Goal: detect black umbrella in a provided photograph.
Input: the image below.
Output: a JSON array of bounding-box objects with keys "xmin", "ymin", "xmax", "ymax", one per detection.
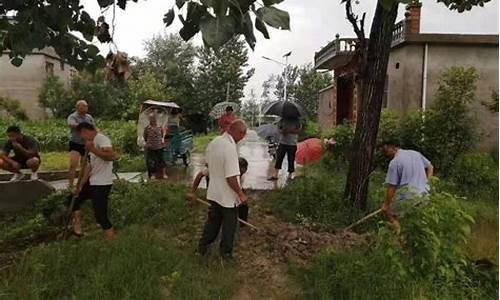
[{"xmin": 263, "ymin": 100, "xmax": 306, "ymax": 119}]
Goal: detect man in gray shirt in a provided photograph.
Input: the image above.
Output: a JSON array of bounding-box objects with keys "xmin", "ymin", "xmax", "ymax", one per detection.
[
  {"xmin": 268, "ymin": 118, "xmax": 302, "ymax": 181},
  {"xmin": 380, "ymin": 139, "xmax": 434, "ymax": 229},
  {"xmin": 67, "ymin": 100, "xmax": 95, "ymax": 187}
]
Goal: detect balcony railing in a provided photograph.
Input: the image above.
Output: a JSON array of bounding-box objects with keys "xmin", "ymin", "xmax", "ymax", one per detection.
[
  {"xmin": 315, "ymin": 21, "xmax": 409, "ymax": 69},
  {"xmin": 391, "ymin": 20, "xmax": 406, "ymax": 46},
  {"xmin": 315, "ymin": 35, "xmax": 358, "ymax": 69}
]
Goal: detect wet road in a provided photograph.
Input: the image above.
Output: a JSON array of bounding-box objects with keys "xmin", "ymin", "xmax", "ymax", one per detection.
[
  {"xmin": 167, "ymin": 130, "xmax": 292, "ymax": 190},
  {"xmin": 51, "ymin": 130, "xmax": 292, "ymax": 191}
]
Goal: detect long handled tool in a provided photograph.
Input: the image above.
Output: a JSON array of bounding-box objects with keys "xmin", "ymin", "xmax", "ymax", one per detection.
[
  {"xmin": 343, "ymin": 208, "xmax": 382, "ymax": 232},
  {"xmin": 195, "ymin": 198, "xmax": 259, "ymax": 231},
  {"xmin": 62, "ymin": 151, "xmax": 89, "ymax": 239}
]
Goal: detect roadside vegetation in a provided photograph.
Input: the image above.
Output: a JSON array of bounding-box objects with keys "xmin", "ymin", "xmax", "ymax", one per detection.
[
  {"xmin": 0, "ymin": 181, "xmax": 238, "ymax": 299},
  {"xmin": 265, "ymin": 66, "xmax": 498, "ymax": 298}
]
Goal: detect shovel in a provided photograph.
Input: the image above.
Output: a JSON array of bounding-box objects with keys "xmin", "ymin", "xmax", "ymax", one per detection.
[
  {"xmin": 62, "ymin": 151, "xmax": 89, "ymax": 239},
  {"xmin": 194, "ymin": 197, "xmax": 259, "ymax": 231},
  {"xmin": 343, "ymin": 209, "xmax": 382, "ymax": 232}
]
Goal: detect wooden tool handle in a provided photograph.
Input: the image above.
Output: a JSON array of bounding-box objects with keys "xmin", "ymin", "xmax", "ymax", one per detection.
[
  {"xmin": 195, "ymin": 198, "xmax": 259, "ymax": 231},
  {"xmin": 343, "ymin": 209, "xmax": 382, "ymax": 231}
]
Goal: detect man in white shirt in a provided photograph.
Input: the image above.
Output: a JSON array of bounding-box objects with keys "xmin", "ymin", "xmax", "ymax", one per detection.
[
  {"xmin": 72, "ymin": 122, "xmax": 117, "ymax": 239},
  {"xmin": 198, "ymin": 120, "xmax": 247, "ymax": 260}
]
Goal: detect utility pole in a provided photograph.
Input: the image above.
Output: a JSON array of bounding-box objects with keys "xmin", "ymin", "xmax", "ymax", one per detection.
[
  {"xmin": 262, "ymin": 51, "xmax": 292, "ymax": 102},
  {"xmin": 226, "ymin": 82, "xmax": 231, "ymax": 102}
]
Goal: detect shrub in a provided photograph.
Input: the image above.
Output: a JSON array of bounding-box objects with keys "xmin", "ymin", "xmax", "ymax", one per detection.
[
  {"xmin": 421, "ymin": 66, "xmax": 479, "ymax": 175},
  {"xmin": 267, "ymin": 172, "xmax": 367, "ymax": 229},
  {"xmin": 296, "ymin": 184, "xmax": 497, "ymax": 299},
  {"xmin": 109, "ymin": 181, "xmax": 191, "ymax": 229},
  {"xmin": 38, "ymin": 75, "xmax": 72, "ymax": 118},
  {"xmin": 375, "ymin": 109, "xmax": 401, "ymax": 169},
  {"xmin": 300, "ymin": 120, "xmax": 321, "ymax": 140},
  {"xmin": 450, "ymin": 153, "xmax": 499, "ymax": 201},
  {"xmin": 321, "ymin": 124, "xmax": 354, "ymax": 165},
  {"xmin": 0, "ymin": 96, "xmax": 28, "ymax": 120},
  {"xmin": 0, "ymin": 119, "xmax": 138, "ymax": 154}
]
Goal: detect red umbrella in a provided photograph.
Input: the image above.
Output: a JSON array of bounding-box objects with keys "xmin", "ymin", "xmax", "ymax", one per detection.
[{"xmin": 295, "ymin": 138, "xmax": 324, "ymax": 165}]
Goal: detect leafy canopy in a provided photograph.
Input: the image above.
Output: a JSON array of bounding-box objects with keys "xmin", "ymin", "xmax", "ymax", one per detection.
[{"xmin": 0, "ymin": 0, "xmax": 290, "ymax": 70}]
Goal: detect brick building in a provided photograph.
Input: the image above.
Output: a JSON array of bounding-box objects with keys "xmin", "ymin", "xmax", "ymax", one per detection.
[{"xmin": 315, "ymin": 2, "xmax": 499, "ymax": 148}]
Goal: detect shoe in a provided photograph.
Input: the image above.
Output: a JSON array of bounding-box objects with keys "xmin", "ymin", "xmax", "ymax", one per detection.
[
  {"xmin": 9, "ymin": 173, "xmax": 24, "ymax": 182},
  {"xmin": 30, "ymin": 172, "xmax": 38, "ymax": 180},
  {"xmin": 220, "ymin": 253, "xmax": 236, "ymax": 267}
]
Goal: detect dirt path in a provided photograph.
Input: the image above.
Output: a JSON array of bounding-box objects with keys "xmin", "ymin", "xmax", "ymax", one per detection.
[{"xmin": 230, "ymin": 196, "xmax": 366, "ymax": 300}]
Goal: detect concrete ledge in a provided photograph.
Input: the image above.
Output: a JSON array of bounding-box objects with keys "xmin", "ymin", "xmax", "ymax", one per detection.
[
  {"xmin": 0, "ymin": 170, "xmax": 69, "ymax": 182},
  {"xmin": 0, "ymin": 180, "xmax": 55, "ymax": 212}
]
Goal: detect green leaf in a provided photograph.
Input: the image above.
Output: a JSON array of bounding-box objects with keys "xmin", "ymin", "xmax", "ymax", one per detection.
[
  {"xmin": 263, "ymin": 0, "xmax": 284, "ymax": 6},
  {"xmin": 97, "ymin": 0, "xmax": 114, "ymax": 8},
  {"xmin": 200, "ymin": 15, "xmax": 236, "ymax": 49},
  {"xmin": 163, "ymin": 8, "xmax": 175, "ymax": 27},
  {"xmin": 176, "ymin": 0, "xmax": 186, "ymax": 9},
  {"xmin": 255, "ymin": 6, "xmax": 290, "ymax": 30},
  {"xmin": 179, "ymin": 2, "xmax": 207, "ymax": 41},
  {"xmin": 379, "ymin": 0, "xmax": 397, "ymax": 10},
  {"xmin": 255, "ymin": 17, "xmax": 270, "ymax": 39},
  {"xmin": 86, "ymin": 45, "xmax": 100, "ymax": 57},
  {"xmin": 241, "ymin": 12, "xmax": 256, "ymax": 50},
  {"xmin": 10, "ymin": 57, "xmax": 23, "ymax": 67}
]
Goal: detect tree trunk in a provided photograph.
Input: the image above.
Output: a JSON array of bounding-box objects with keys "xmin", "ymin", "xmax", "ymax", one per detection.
[{"xmin": 344, "ymin": 2, "xmax": 399, "ymax": 210}]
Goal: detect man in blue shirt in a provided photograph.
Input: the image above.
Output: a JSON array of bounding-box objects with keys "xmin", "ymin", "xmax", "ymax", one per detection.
[{"xmin": 380, "ymin": 139, "xmax": 434, "ymax": 228}]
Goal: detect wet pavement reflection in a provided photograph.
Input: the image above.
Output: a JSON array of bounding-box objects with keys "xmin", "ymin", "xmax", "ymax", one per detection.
[{"xmin": 51, "ymin": 130, "xmax": 293, "ymax": 191}]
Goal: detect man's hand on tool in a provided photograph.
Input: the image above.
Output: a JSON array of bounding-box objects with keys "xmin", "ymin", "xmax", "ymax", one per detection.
[
  {"xmin": 186, "ymin": 192, "xmax": 197, "ymax": 202},
  {"xmin": 238, "ymin": 191, "xmax": 247, "ymax": 204},
  {"xmin": 73, "ymin": 186, "xmax": 82, "ymax": 196}
]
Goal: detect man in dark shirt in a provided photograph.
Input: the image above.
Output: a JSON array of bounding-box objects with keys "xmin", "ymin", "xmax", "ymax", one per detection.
[{"xmin": 0, "ymin": 126, "xmax": 41, "ymax": 181}]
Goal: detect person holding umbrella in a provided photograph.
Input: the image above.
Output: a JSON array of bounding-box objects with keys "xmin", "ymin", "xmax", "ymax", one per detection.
[
  {"xmin": 268, "ymin": 117, "xmax": 302, "ymax": 181},
  {"xmin": 263, "ymin": 100, "xmax": 305, "ymax": 181}
]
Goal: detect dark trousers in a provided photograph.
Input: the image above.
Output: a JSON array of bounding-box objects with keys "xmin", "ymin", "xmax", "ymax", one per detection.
[
  {"xmin": 238, "ymin": 203, "xmax": 249, "ymax": 227},
  {"xmin": 71, "ymin": 183, "xmax": 113, "ymax": 230},
  {"xmin": 275, "ymin": 144, "xmax": 297, "ymax": 173},
  {"xmin": 198, "ymin": 201, "xmax": 238, "ymax": 256}
]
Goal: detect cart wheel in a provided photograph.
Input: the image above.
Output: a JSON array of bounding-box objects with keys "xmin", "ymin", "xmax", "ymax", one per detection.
[{"xmin": 182, "ymin": 151, "xmax": 191, "ymax": 166}]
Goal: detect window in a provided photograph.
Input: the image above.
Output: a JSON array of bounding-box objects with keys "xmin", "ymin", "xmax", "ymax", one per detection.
[
  {"xmin": 395, "ymin": 62, "xmax": 400, "ymax": 69},
  {"xmin": 60, "ymin": 61, "xmax": 65, "ymax": 71},
  {"xmin": 45, "ymin": 62, "xmax": 54, "ymax": 76}
]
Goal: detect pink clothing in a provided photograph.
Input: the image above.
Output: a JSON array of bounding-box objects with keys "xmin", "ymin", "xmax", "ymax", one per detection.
[{"xmin": 218, "ymin": 113, "xmax": 236, "ymax": 133}]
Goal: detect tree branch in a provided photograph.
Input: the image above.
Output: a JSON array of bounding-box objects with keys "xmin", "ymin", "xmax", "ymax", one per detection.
[{"xmin": 345, "ymin": 0, "xmax": 365, "ymax": 44}]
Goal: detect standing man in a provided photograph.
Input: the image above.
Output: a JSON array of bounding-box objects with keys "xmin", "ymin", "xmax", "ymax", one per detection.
[
  {"xmin": 198, "ymin": 120, "xmax": 247, "ymax": 261},
  {"xmin": 268, "ymin": 118, "xmax": 302, "ymax": 181},
  {"xmin": 380, "ymin": 139, "xmax": 434, "ymax": 229},
  {"xmin": 67, "ymin": 100, "xmax": 95, "ymax": 187},
  {"xmin": 0, "ymin": 126, "xmax": 41, "ymax": 181},
  {"xmin": 218, "ymin": 106, "xmax": 236, "ymax": 134},
  {"xmin": 72, "ymin": 122, "xmax": 116, "ymax": 239}
]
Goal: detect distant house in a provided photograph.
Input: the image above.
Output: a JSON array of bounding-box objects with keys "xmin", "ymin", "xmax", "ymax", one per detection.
[
  {"xmin": 315, "ymin": 1, "xmax": 498, "ymax": 148},
  {"xmin": 0, "ymin": 47, "xmax": 76, "ymax": 119}
]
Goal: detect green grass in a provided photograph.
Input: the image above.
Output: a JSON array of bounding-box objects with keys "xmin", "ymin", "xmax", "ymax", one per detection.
[
  {"xmin": 0, "ymin": 181, "xmax": 238, "ymax": 299},
  {"xmin": 0, "ymin": 226, "xmax": 236, "ymax": 300},
  {"xmin": 39, "ymin": 152, "xmax": 68, "ymax": 171},
  {"xmin": 192, "ymin": 132, "xmax": 218, "ymax": 153},
  {"xmin": 13, "ymin": 152, "xmax": 147, "ymax": 172}
]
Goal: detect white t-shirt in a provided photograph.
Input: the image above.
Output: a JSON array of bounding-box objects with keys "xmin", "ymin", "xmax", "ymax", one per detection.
[
  {"xmin": 89, "ymin": 133, "xmax": 114, "ymax": 186},
  {"xmin": 206, "ymin": 133, "xmax": 241, "ymax": 208}
]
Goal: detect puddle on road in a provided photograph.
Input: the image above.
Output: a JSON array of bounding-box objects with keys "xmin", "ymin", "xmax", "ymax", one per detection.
[{"xmin": 51, "ymin": 131, "xmax": 294, "ymax": 191}]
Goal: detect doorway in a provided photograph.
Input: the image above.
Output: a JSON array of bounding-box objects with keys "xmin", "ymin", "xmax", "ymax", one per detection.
[{"xmin": 336, "ymin": 76, "xmax": 354, "ymax": 125}]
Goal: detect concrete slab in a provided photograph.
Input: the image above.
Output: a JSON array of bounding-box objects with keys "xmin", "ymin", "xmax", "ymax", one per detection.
[{"xmin": 0, "ymin": 180, "xmax": 55, "ymax": 212}]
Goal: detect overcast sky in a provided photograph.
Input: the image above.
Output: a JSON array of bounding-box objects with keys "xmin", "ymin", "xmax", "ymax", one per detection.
[{"xmin": 81, "ymin": 0, "xmax": 499, "ymax": 102}]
